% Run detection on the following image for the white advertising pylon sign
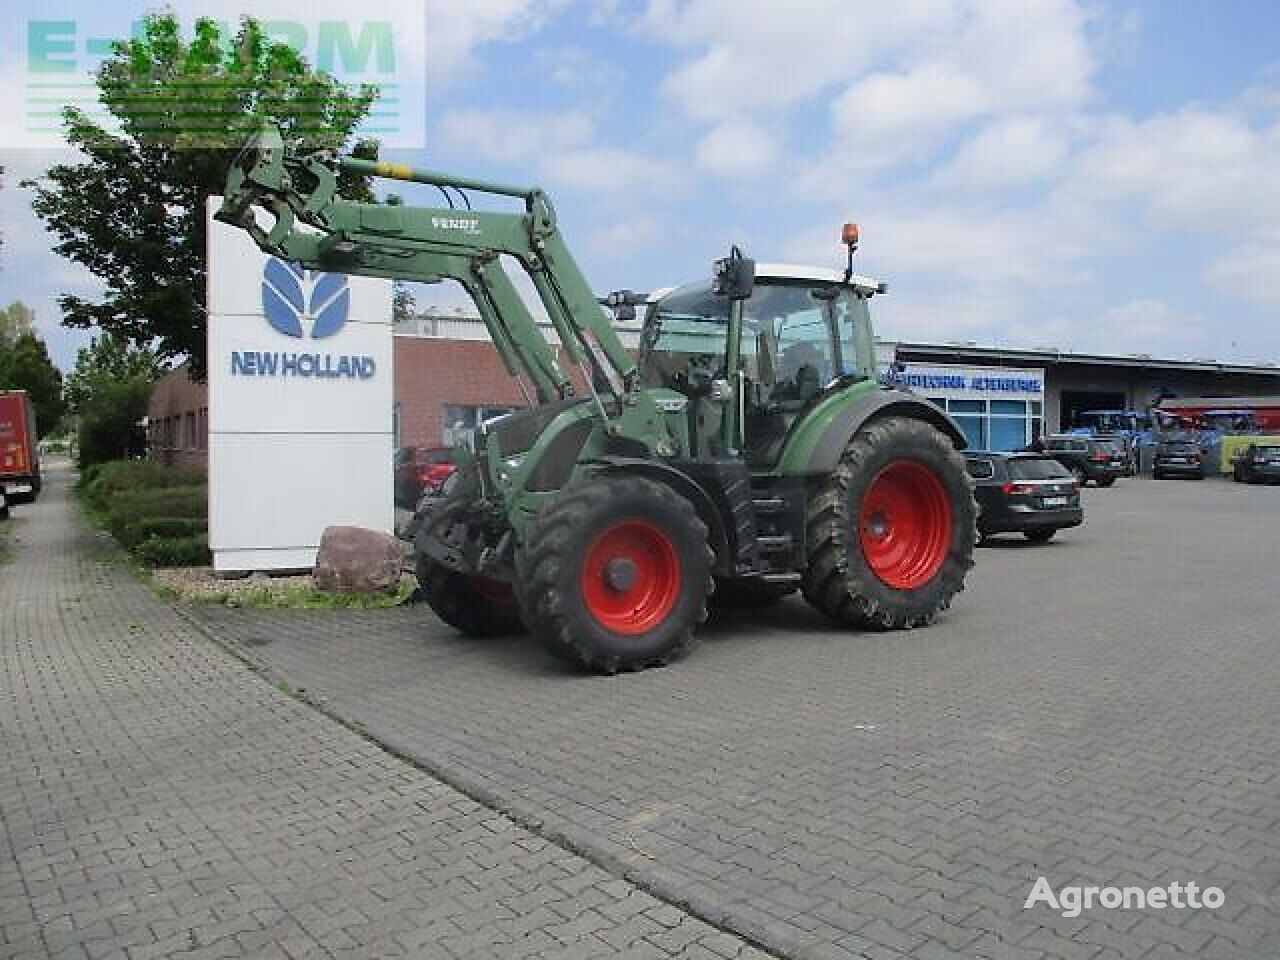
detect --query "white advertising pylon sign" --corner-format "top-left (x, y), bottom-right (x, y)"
top-left (206, 198), bottom-right (394, 572)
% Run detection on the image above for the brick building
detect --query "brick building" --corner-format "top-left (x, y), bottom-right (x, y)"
top-left (146, 307), bottom-right (633, 469)
top-left (149, 304), bottom-right (1280, 468)
top-left (390, 308), bottom-right (636, 450)
top-left (146, 366), bottom-right (209, 472)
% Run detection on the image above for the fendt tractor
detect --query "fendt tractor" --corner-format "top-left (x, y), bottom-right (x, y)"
top-left (218, 127), bottom-right (976, 673)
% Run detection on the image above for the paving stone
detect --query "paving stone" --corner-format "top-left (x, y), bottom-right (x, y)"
top-left (194, 477), bottom-right (1280, 959)
top-left (0, 468), bottom-right (761, 959)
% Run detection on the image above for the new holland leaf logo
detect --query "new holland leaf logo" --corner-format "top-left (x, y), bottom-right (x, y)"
top-left (262, 258), bottom-right (351, 339)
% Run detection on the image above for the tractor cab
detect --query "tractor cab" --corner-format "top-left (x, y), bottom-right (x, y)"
top-left (640, 264), bottom-right (882, 466)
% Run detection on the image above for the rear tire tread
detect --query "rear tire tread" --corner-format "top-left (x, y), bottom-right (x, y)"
top-left (801, 416), bottom-right (976, 631)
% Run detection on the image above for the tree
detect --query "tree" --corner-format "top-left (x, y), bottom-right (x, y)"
top-left (0, 302), bottom-right (35, 347)
top-left (0, 331), bottom-right (65, 437)
top-left (64, 334), bottom-right (165, 467)
top-left (393, 282), bottom-right (418, 325)
top-left (24, 14), bottom-right (379, 380)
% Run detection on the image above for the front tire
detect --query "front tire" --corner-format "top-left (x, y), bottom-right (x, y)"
top-left (1096, 476), bottom-right (1117, 488)
top-left (416, 556), bottom-right (524, 636)
top-left (517, 476), bottom-right (713, 673)
top-left (1024, 529), bottom-right (1057, 543)
top-left (802, 417), bottom-right (975, 630)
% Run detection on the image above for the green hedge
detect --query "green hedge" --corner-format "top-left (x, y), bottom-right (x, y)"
top-left (82, 460), bottom-right (210, 568)
top-left (82, 460), bottom-right (205, 510)
top-left (134, 534), bottom-right (211, 568)
top-left (116, 515), bottom-right (209, 550)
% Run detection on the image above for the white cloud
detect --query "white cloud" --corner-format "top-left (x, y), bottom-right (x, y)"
top-left (584, 216), bottom-right (663, 259)
top-left (543, 146), bottom-right (682, 196)
top-left (1061, 109), bottom-right (1280, 235)
top-left (1206, 236), bottom-right (1280, 306)
top-left (694, 121), bottom-right (779, 178)
top-left (931, 116), bottom-right (1072, 192)
top-left (640, 0), bottom-right (957, 119)
top-left (439, 106), bottom-right (681, 197)
top-left (1084, 298), bottom-right (1207, 354)
top-left (438, 108), bottom-right (594, 163)
top-left (424, 0), bottom-right (574, 84)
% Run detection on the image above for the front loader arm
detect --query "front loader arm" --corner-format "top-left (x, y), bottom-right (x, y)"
top-left (215, 126), bottom-right (635, 405)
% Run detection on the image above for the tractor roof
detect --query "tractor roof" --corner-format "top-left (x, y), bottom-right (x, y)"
top-left (754, 263), bottom-right (885, 295)
top-left (647, 264), bottom-right (886, 304)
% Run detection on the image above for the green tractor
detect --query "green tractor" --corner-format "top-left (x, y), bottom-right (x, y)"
top-left (218, 128), bottom-right (976, 672)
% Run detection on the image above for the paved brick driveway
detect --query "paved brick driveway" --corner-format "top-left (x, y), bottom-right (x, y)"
top-left (0, 468), bottom-right (772, 960)
top-left (201, 479), bottom-right (1280, 960)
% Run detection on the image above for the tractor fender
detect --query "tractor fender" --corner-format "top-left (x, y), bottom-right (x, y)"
top-left (587, 457), bottom-right (731, 573)
top-left (804, 387), bottom-right (967, 475)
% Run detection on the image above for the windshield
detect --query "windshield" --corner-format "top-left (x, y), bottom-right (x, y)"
top-left (643, 281), bottom-right (875, 391)
top-left (1008, 457), bottom-right (1071, 480)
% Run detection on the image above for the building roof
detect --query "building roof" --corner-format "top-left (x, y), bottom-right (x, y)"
top-left (892, 341), bottom-right (1280, 378)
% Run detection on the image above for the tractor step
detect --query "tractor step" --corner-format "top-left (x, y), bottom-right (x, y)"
top-left (751, 497), bottom-right (787, 515)
top-left (756, 534), bottom-right (794, 553)
top-left (761, 572), bottom-right (802, 586)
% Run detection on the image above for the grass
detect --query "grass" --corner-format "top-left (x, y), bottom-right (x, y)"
top-left (191, 579), bottom-right (416, 609)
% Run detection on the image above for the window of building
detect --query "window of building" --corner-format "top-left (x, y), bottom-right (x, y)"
top-left (927, 396), bottom-right (1040, 452)
top-left (185, 411), bottom-right (196, 450)
top-left (441, 404), bottom-right (522, 446)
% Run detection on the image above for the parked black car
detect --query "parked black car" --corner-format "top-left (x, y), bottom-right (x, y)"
top-left (1231, 443), bottom-right (1280, 484)
top-left (1153, 438), bottom-right (1207, 480)
top-left (965, 452), bottom-right (1083, 543)
top-left (1033, 434), bottom-right (1126, 487)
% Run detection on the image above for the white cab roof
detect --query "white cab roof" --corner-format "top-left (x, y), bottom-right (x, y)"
top-left (755, 262), bottom-right (884, 294)
top-left (646, 263), bottom-right (885, 304)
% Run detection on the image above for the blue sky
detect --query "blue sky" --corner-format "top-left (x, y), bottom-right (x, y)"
top-left (4, 0), bottom-right (1280, 370)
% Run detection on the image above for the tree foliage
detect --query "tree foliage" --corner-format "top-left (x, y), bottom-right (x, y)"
top-left (65, 334), bottom-right (166, 468)
top-left (0, 302), bottom-right (35, 348)
top-left (0, 329), bottom-right (65, 438)
top-left (24, 14), bottom-right (379, 380)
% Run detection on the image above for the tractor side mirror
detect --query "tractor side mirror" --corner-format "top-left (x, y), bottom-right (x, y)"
top-left (713, 249), bottom-right (755, 300)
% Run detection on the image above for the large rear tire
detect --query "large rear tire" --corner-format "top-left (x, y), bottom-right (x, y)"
top-left (416, 556), bottom-right (524, 637)
top-left (517, 475), bottom-right (713, 673)
top-left (802, 416), bottom-right (975, 629)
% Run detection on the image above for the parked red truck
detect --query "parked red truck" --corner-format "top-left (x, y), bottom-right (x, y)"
top-left (0, 390), bottom-right (41, 505)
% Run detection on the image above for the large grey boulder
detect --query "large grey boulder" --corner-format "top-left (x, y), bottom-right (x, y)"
top-left (313, 525), bottom-right (402, 593)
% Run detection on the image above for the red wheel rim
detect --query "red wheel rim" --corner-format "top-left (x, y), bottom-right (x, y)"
top-left (470, 576), bottom-right (516, 607)
top-left (580, 520), bottom-right (681, 635)
top-left (858, 460), bottom-right (953, 589)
